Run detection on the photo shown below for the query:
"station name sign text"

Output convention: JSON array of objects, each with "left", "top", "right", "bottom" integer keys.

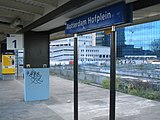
[{"left": 65, "top": 2, "right": 132, "bottom": 34}]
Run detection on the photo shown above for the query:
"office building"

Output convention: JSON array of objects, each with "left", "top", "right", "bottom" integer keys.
[
  {"left": 50, "top": 34, "right": 110, "bottom": 65},
  {"left": 96, "top": 20, "right": 160, "bottom": 58}
]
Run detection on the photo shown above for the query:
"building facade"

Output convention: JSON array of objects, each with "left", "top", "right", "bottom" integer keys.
[
  {"left": 50, "top": 34, "right": 110, "bottom": 65},
  {"left": 96, "top": 20, "right": 160, "bottom": 59},
  {"left": 96, "top": 28, "right": 125, "bottom": 57},
  {"left": 124, "top": 20, "right": 160, "bottom": 58}
]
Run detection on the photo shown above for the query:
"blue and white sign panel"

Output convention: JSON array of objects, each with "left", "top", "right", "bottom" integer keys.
[
  {"left": 7, "top": 34, "right": 24, "bottom": 50},
  {"left": 65, "top": 2, "right": 127, "bottom": 34}
]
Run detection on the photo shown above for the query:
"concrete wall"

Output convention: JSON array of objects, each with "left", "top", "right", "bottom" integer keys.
[
  {"left": 50, "top": 67, "right": 106, "bottom": 84},
  {"left": 50, "top": 66, "right": 160, "bottom": 90}
]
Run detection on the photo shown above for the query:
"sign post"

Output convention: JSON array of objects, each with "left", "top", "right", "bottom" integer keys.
[
  {"left": 109, "top": 26, "right": 116, "bottom": 120},
  {"left": 74, "top": 33, "right": 78, "bottom": 120},
  {"left": 6, "top": 34, "right": 24, "bottom": 79},
  {"left": 65, "top": 2, "right": 132, "bottom": 120}
]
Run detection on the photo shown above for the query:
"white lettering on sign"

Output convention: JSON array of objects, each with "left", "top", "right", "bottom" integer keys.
[
  {"left": 67, "top": 20, "right": 87, "bottom": 30},
  {"left": 88, "top": 12, "right": 112, "bottom": 24},
  {"left": 66, "top": 11, "right": 112, "bottom": 30}
]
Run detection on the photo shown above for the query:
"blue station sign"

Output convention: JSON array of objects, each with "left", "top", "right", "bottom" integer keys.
[{"left": 65, "top": 2, "right": 132, "bottom": 34}]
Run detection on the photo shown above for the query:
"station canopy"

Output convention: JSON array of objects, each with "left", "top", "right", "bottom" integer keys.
[{"left": 0, "top": 0, "right": 159, "bottom": 41}]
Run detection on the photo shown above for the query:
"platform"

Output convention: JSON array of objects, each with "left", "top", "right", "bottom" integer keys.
[{"left": 0, "top": 75, "right": 160, "bottom": 120}]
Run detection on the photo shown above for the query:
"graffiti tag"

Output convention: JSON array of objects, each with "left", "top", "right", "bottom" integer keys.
[{"left": 27, "top": 69, "right": 43, "bottom": 84}]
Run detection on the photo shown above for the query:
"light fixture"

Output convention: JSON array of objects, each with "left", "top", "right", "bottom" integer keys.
[{"left": 10, "top": 18, "right": 21, "bottom": 28}]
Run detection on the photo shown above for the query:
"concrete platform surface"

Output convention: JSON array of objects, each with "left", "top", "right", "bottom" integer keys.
[{"left": 0, "top": 75, "right": 160, "bottom": 120}]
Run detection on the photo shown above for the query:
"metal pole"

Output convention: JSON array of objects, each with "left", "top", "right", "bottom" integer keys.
[
  {"left": 74, "top": 33, "right": 78, "bottom": 120},
  {"left": 16, "top": 50, "right": 18, "bottom": 80},
  {"left": 109, "top": 25, "right": 116, "bottom": 120}
]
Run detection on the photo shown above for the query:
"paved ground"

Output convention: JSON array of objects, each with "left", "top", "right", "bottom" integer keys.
[{"left": 0, "top": 76, "right": 160, "bottom": 120}]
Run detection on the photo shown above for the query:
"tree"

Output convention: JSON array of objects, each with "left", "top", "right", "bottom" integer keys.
[{"left": 151, "top": 39, "right": 160, "bottom": 57}]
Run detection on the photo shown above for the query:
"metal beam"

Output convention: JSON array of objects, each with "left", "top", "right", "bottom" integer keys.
[
  {"left": 0, "top": 16, "right": 13, "bottom": 23},
  {"left": 0, "top": 17, "right": 24, "bottom": 28},
  {"left": 133, "top": 14, "right": 160, "bottom": 25},
  {"left": 0, "top": 23, "right": 17, "bottom": 33},
  {"left": 132, "top": 0, "right": 160, "bottom": 11},
  {"left": 0, "top": 0, "right": 44, "bottom": 15},
  {"left": 50, "top": 30, "right": 72, "bottom": 41},
  {"left": 49, "top": 25, "right": 65, "bottom": 34},
  {"left": 33, "top": 0, "right": 58, "bottom": 7},
  {"left": 18, "top": 0, "right": 94, "bottom": 33},
  {"left": 0, "top": 7, "right": 34, "bottom": 22},
  {"left": 0, "top": 21, "right": 10, "bottom": 25}
]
